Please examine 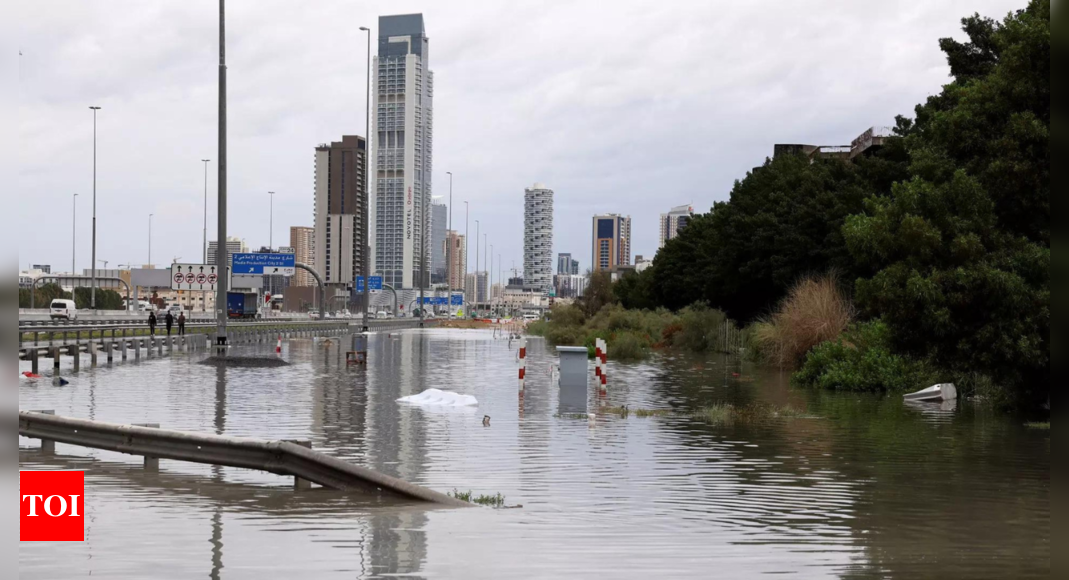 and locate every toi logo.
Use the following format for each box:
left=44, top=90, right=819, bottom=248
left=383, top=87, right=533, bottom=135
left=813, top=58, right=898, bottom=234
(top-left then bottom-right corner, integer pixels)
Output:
left=20, top=471, right=85, bottom=542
